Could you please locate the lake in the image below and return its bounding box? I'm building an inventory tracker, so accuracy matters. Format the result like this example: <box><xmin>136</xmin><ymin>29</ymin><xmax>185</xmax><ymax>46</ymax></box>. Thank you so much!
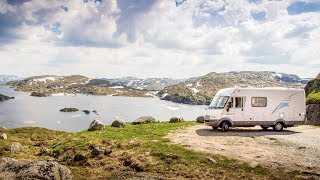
<box><xmin>0</xmin><ymin>86</ymin><xmax>208</xmax><ymax>132</ymax></box>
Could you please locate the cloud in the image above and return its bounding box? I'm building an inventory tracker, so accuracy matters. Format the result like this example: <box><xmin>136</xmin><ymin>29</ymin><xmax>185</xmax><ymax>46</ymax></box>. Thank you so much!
<box><xmin>0</xmin><ymin>0</ymin><xmax>319</xmax><ymax>79</ymax></box>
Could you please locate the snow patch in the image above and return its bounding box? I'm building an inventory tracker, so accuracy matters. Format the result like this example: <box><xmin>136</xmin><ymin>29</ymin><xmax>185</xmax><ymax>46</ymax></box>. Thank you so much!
<box><xmin>186</xmin><ymin>83</ymin><xmax>193</xmax><ymax>87</ymax></box>
<box><xmin>190</xmin><ymin>87</ymin><xmax>199</xmax><ymax>93</ymax></box>
<box><xmin>161</xmin><ymin>93</ymin><xmax>168</xmax><ymax>98</ymax></box>
<box><xmin>34</xmin><ymin>77</ymin><xmax>57</xmax><ymax>82</ymax></box>
<box><xmin>110</xmin><ymin>86</ymin><xmax>124</xmax><ymax>89</ymax></box>
<box><xmin>196</xmin><ymin>81</ymin><xmax>202</xmax><ymax>87</ymax></box>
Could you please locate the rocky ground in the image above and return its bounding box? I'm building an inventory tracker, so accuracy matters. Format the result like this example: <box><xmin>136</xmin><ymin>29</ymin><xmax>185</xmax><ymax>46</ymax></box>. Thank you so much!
<box><xmin>158</xmin><ymin>71</ymin><xmax>306</xmax><ymax>105</ymax></box>
<box><xmin>6</xmin><ymin>75</ymin><xmax>154</xmax><ymax>98</ymax></box>
<box><xmin>167</xmin><ymin>125</ymin><xmax>320</xmax><ymax>177</ymax></box>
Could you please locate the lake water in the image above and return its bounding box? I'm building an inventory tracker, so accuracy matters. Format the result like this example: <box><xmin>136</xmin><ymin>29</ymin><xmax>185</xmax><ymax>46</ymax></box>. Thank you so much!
<box><xmin>0</xmin><ymin>86</ymin><xmax>207</xmax><ymax>132</ymax></box>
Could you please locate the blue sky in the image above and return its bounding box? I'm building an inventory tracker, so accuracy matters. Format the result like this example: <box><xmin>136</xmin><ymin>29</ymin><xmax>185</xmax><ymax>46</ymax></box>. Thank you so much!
<box><xmin>0</xmin><ymin>0</ymin><xmax>319</xmax><ymax>78</ymax></box>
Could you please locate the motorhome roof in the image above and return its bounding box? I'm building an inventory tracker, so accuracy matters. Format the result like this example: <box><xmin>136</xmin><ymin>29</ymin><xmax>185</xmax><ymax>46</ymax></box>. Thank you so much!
<box><xmin>216</xmin><ymin>87</ymin><xmax>304</xmax><ymax>96</ymax></box>
<box><xmin>234</xmin><ymin>87</ymin><xmax>304</xmax><ymax>91</ymax></box>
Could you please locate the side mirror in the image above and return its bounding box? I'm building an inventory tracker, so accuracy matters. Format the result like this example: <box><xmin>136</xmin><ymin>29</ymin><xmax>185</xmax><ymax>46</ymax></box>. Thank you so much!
<box><xmin>226</xmin><ymin>102</ymin><xmax>232</xmax><ymax>111</ymax></box>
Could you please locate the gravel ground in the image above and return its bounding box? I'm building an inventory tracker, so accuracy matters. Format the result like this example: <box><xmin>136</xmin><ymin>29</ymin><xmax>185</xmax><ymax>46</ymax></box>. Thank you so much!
<box><xmin>167</xmin><ymin>125</ymin><xmax>320</xmax><ymax>173</ymax></box>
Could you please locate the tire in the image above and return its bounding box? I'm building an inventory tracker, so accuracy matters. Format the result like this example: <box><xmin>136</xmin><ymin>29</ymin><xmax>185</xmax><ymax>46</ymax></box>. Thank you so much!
<box><xmin>273</xmin><ymin>122</ymin><xmax>283</xmax><ymax>131</ymax></box>
<box><xmin>221</xmin><ymin>121</ymin><xmax>229</xmax><ymax>132</ymax></box>
<box><xmin>261</xmin><ymin>125</ymin><xmax>269</xmax><ymax>130</ymax></box>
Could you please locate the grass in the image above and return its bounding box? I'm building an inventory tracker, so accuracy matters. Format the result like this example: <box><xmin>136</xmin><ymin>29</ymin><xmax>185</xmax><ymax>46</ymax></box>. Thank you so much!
<box><xmin>0</xmin><ymin>122</ymin><xmax>302</xmax><ymax>179</ymax></box>
<box><xmin>306</xmin><ymin>86</ymin><xmax>320</xmax><ymax>104</ymax></box>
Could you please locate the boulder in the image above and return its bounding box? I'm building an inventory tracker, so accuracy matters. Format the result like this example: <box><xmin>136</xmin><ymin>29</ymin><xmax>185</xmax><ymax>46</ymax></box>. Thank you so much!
<box><xmin>169</xmin><ymin>117</ymin><xmax>185</xmax><ymax>123</ymax></box>
<box><xmin>196</xmin><ymin>116</ymin><xmax>205</xmax><ymax>123</ymax></box>
<box><xmin>0</xmin><ymin>158</ymin><xmax>72</xmax><ymax>180</ymax></box>
<box><xmin>10</xmin><ymin>142</ymin><xmax>22</xmax><ymax>153</ymax></box>
<box><xmin>111</xmin><ymin>119</ymin><xmax>125</xmax><ymax>127</ymax></box>
<box><xmin>0</xmin><ymin>94</ymin><xmax>14</xmax><ymax>102</ymax></box>
<box><xmin>132</xmin><ymin>116</ymin><xmax>156</xmax><ymax>125</ymax></box>
<box><xmin>0</xmin><ymin>133</ymin><xmax>7</xmax><ymax>140</ymax></box>
<box><xmin>88</xmin><ymin>120</ymin><xmax>105</xmax><ymax>131</ymax></box>
<box><xmin>60</xmin><ymin>108</ymin><xmax>79</xmax><ymax>112</ymax></box>
<box><xmin>306</xmin><ymin>104</ymin><xmax>320</xmax><ymax>125</ymax></box>
<box><xmin>82</xmin><ymin>110</ymin><xmax>90</xmax><ymax>114</ymax></box>
<box><xmin>30</xmin><ymin>92</ymin><xmax>48</xmax><ymax>97</ymax></box>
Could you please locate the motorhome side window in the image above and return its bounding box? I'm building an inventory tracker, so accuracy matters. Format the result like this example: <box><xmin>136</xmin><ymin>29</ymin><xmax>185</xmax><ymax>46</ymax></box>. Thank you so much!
<box><xmin>251</xmin><ymin>97</ymin><xmax>267</xmax><ymax>107</ymax></box>
<box><xmin>235</xmin><ymin>97</ymin><xmax>244</xmax><ymax>108</ymax></box>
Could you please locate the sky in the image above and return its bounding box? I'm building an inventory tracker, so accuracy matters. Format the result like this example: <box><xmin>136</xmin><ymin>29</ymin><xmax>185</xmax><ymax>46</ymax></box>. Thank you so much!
<box><xmin>0</xmin><ymin>0</ymin><xmax>319</xmax><ymax>79</ymax></box>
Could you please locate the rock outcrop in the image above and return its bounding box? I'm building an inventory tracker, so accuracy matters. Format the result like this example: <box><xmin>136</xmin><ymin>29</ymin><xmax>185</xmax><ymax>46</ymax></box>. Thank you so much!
<box><xmin>88</xmin><ymin>120</ymin><xmax>105</xmax><ymax>131</ymax></box>
<box><xmin>305</xmin><ymin>74</ymin><xmax>320</xmax><ymax>125</ymax></box>
<box><xmin>30</xmin><ymin>91</ymin><xmax>48</xmax><ymax>97</ymax></box>
<box><xmin>60</xmin><ymin>108</ymin><xmax>79</xmax><ymax>112</ymax></box>
<box><xmin>169</xmin><ymin>117</ymin><xmax>185</xmax><ymax>123</ymax></box>
<box><xmin>0</xmin><ymin>94</ymin><xmax>14</xmax><ymax>102</ymax></box>
<box><xmin>132</xmin><ymin>116</ymin><xmax>156</xmax><ymax>125</ymax></box>
<box><xmin>0</xmin><ymin>158</ymin><xmax>72</xmax><ymax>179</ymax></box>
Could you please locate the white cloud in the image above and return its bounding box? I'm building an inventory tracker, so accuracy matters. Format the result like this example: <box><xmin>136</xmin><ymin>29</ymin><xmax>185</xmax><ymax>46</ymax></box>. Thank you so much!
<box><xmin>0</xmin><ymin>0</ymin><xmax>319</xmax><ymax>79</ymax></box>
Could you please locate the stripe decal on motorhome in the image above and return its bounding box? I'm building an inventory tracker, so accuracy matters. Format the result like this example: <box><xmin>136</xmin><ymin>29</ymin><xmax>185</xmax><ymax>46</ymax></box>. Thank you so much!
<box><xmin>272</xmin><ymin>93</ymin><xmax>297</xmax><ymax>114</ymax></box>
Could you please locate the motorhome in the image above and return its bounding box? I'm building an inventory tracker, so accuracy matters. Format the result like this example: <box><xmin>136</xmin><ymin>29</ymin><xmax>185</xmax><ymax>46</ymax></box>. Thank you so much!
<box><xmin>204</xmin><ymin>87</ymin><xmax>306</xmax><ymax>132</ymax></box>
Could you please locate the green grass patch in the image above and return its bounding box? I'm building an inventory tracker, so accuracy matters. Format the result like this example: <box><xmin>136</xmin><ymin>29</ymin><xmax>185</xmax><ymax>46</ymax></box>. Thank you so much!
<box><xmin>307</xmin><ymin>86</ymin><xmax>320</xmax><ymax>104</ymax></box>
<box><xmin>0</xmin><ymin>122</ymin><xmax>302</xmax><ymax>179</ymax></box>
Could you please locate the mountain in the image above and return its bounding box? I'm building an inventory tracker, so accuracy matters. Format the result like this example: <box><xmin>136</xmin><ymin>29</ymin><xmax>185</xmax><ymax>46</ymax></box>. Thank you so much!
<box><xmin>6</xmin><ymin>75</ymin><xmax>152</xmax><ymax>97</ymax></box>
<box><xmin>0</xmin><ymin>74</ymin><xmax>22</xmax><ymax>84</ymax></box>
<box><xmin>105</xmin><ymin>77</ymin><xmax>185</xmax><ymax>91</ymax></box>
<box><xmin>157</xmin><ymin>71</ymin><xmax>306</xmax><ymax>105</ymax></box>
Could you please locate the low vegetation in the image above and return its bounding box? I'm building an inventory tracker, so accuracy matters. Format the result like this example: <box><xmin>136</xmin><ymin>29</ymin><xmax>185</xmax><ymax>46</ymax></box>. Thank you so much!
<box><xmin>306</xmin><ymin>86</ymin><xmax>320</xmax><ymax>104</ymax></box>
<box><xmin>0</xmin><ymin>122</ymin><xmax>302</xmax><ymax>179</ymax></box>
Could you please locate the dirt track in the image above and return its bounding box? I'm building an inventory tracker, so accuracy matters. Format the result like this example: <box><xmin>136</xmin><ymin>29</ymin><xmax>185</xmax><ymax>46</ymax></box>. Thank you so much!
<box><xmin>167</xmin><ymin>125</ymin><xmax>320</xmax><ymax>173</ymax></box>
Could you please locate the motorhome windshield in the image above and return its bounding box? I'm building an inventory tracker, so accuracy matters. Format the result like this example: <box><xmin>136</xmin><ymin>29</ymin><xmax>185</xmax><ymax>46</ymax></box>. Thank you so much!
<box><xmin>209</xmin><ymin>96</ymin><xmax>229</xmax><ymax>109</ymax></box>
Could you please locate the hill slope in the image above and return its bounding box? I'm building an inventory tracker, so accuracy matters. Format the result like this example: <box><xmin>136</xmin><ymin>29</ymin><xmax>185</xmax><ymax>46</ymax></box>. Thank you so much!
<box><xmin>6</xmin><ymin>75</ymin><xmax>152</xmax><ymax>97</ymax></box>
<box><xmin>157</xmin><ymin>71</ymin><xmax>305</xmax><ymax>105</ymax></box>
<box><xmin>106</xmin><ymin>77</ymin><xmax>185</xmax><ymax>91</ymax></box>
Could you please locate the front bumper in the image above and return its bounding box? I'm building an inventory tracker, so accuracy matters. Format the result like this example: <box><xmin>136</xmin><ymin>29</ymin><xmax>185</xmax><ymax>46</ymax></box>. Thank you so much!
<box><xmin>204</xmin><ymin>117</ymin><xmax>220</xmax><ymax>127</ymax></box>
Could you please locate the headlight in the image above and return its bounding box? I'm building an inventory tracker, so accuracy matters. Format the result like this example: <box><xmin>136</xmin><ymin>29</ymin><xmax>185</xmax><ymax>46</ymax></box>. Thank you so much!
<box><xmin>204</xmin><ymin>115</ymin><xmax>214</xmax><ymax>120</ymax></box>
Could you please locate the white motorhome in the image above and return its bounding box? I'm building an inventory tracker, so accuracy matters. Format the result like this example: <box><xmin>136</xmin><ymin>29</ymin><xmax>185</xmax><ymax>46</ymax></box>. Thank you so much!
<box><xmin>204</xmin><ymin>87</ymin><xmax>306</xmax><ymax>132</ymax></box>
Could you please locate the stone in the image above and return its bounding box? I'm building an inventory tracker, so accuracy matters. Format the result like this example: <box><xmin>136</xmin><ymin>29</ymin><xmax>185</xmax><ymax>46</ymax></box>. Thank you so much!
<box><xmin>196</xmin><ymin>116</ymin><xmax>205</xmax><ymax>123</ymax></box>
<box><xmin>73</xmin><ymin>153</ymin><xmax>86</xmax><ymax>162</ymax></box>
<box><xmin>151</xmin><ymin>140</ymin><xmax>159</xmax><ymax>143</ymax></box>
<box><xmin>88</xmin><ymin>120</ymin><xmax>105</xmax><ymax>131</ymax></box>
<box><xmin>10</xmin><ymin>142</ymin><xmax>22</xmax><ymax>153</ymax></box>
<box><xmin>169</xmin><ymin>117</ymin><xmax>185</xmax><ymax>123</ymax></box>
<box><xmin>205</xmin><ymin>157</ymin><xmax>217</xmax><ymax>164</ymax></box>
<box><xmin>82</xmin><ymin>110</ymin><xmax>90</xmax><ymax>114</ymax></box>
<box><xmin>111</xmin><ymin>118</ymin><xmax>125</xmax><ymax>127</ymax></box>
<box><xmin>249</xmin><ymin>161</ymin><xmax>259</xmax><ymax>168</ymax></box>
<box><xmin>91</xmin><ymin>147</ymin><xmax>112</xmax><ymax>157</ymax></box>
<box><xmin>132</xmin><ymin>116</ymin><xmax>156</xmax><ymax>125</ymax></box>
<box><xmin>0</xmin><ymin>158</ymin><xmax>72</xmax><ymax>179</ymax></box>
<box><xmin>0</xmin><ymin>133</ymin><xmax>7</xmax><ymax>140</ymax></box>
<box><xmin>60</xmin><ymin>108</ymin><xmax>79</xmax><ymax>112</ymax></box>
<box><xmin>30</xmin><ymin>92</ymin><xmax>48</xmax><ymax>97</ymax></box>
